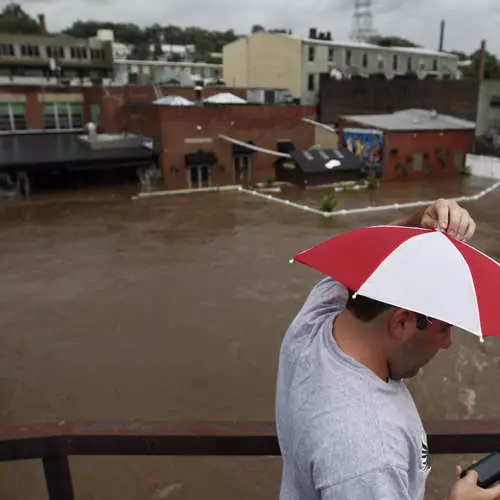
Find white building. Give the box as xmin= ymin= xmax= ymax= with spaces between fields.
xmin=224 ymin=30 xmax=459 ymax=105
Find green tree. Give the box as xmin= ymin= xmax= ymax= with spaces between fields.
xmin=252 ymin=24 xmax=265 ymax=33
xmin=0 ymin=3 xmax=41 ymax=34
xmin=369 ymin=35 xmax=419 ymax=48
xmin=460 ymin=49 xmax=500 ymax=80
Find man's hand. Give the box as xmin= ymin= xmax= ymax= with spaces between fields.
xmin=393 ymin=199 xmax=476 ymax=242
xmin=449 ymin=471 xmax=500 ymax=500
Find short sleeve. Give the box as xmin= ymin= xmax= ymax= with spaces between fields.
xmin=294 ymin=278 xmax=348 ymax=323
xmin=320 ymin=466 xmax=412 ymax=500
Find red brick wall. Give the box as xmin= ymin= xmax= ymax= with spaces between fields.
xmin=83 ymin=86 xmax=249 ymax=134
xmin=124 ymin=104 xmax=315 ymax=189
xmin=385 ymin=129 xmax=475 ymax=180
xmin=338 ymin=118 xmax=475 ymax=181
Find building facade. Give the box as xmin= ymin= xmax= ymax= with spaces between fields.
xmin=338 ymin=109 xmax=475 ymax=180
xmin=0 ymin=85 xmax=84 ymax=132
xmin=223 ymin=31 xmax=459 ymax=106
xmin=0 ymin=33 xmax=113 ymax=86
xmin=122 ymin=103 xmax=316 ymax=189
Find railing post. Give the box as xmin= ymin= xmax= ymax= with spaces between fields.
xmin=42 ymin=456 xmax=75 ymax=500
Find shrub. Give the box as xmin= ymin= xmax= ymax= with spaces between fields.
xmin=320 ymin=194 xmax=339 ymax=212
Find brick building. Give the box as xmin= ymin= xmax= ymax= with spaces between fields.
xmin=123 ymin=103 xmax=316 ymax=189
xmin=319 ymin=78 xmax=480 ymax=127
xmin=338 ymin=109 xmax=475 ymax=180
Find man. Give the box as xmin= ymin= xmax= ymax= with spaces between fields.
xmin=276 ymin=198 xmax=500 ymax=500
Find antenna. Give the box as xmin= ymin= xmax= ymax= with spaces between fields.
xmin=351 ymin=0 xmax=376 ymax=42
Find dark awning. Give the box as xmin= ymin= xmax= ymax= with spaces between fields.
xmin=232 ymin=141 xmax=255 ymax=155
xmin=290 ymin=148 xmax=362 ymax=174
xmin=185 ymin=150 xmax=218 ymax=166
xmin=277 ymin=141 xmax=296 ymax=154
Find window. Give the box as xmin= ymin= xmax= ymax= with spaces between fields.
xmin=413 ymin=153 xmax=423 ymax=172
xmin=71 ymin=47 xmax=88 ymax=59
xmin=346 ymin=50 xmax=351 ymax=66
xmin=308 ymin=73 xmax=315 ymax=91
xmin=393 ymin=55 xmax=398 ymax=71
xmin=91 ymin=49 xmax=105 ymax=60
xmin=362 ymin=53 xmax=368 ymax=68
xmin=0 ymin=43 xmax=14 ymax=56
xmin=328 ymin=48 xmax=334 ymax=62
xmin=21 ymin=45 xmax=40 ymax=57
xmin=308 ymin=46 xmax=315 ymax=62
xmin=0 ymin=102 xmax=27 ymax=131
xmin=377 ymin=56 xmax=384 ymax=71
xmin=433 ymin=59 xmax=438 ymax=71
xmin=46 ymin=46 xmax=64 ymax=59
xmin=43 ymin=102 xmax=83 ymax=130
xmin=419 ymin=59 xmax=425 ymax=71
xmin=407 ymin=57 xmax=413 ymax=72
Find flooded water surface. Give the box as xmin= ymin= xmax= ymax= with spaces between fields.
xmin=1 ymin=177 xmax=500 ymax=499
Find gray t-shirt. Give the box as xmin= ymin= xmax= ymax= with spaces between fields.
xmin=276 ymin=278 xmax=430 ymax=499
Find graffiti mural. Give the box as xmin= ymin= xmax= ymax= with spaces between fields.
xmin=343 ymin=129 xmax=383 ymax=168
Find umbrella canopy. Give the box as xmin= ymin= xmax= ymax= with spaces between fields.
xmin=293 ymin=226 xmax=500 ymax=340
xmin=203 ymin=93 xmax=247 ymax=105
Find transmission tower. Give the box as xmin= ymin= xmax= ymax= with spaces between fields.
xmin=351 ymin=0 xmax=376 ymax=42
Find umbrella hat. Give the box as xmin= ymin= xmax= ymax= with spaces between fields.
xmin=293 ymin=226 xmax=500 ymax=340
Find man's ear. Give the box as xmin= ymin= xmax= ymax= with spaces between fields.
xmin=388 ymin=309 xmax=416 ymax=341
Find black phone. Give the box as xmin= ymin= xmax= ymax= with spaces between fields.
xmin=460 ymin=451 xmax=500 ymax=489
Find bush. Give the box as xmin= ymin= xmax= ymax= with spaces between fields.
xmin=266 ymin=175 xmax=276 ymax=186
xmin=366 ymin=168 xmax=380 ymax=190
xmin=320 ymin=194 xmax=339 ymax=212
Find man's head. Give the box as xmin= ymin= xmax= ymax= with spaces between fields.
xmin=346 ymin=291 xmax=452 ymax=380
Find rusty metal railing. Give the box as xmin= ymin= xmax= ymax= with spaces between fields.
xmin=1 ymin=420 xmax=500 ymax=500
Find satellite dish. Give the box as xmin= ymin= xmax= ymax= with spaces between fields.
xmin=325 ymin=159 xmax=341 ymax=169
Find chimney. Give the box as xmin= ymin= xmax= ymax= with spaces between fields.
xmin=309 ymin=28 xmax=317 ymax=40
xmin=479 ymin=40 xmax=487 ymax=82
xmin=38 ymin=14 xmax=47 ymax=36
xmin=195 ymin=85 xmax=203 ymax=105
xmin=439 ymin=20 xmax=445 ymax=52
xmin=326 ymin=32 xmax=332 ymax=41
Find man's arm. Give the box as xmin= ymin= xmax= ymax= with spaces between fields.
xmin=391 ymin=198 xmax=476 ymax=242
xmin=320 ymin=465 xmax=412 ymax=500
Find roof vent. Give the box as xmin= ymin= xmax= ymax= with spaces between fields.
xmin=431 ymin=110 xmax=438 ymax=119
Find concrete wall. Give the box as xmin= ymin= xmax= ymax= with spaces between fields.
xmin=224 ymin=33 xmax=302 ymax=99
xmin=476 ymin=80 xmax=500 ymax=136
xmin=223 ymin=38 xmax=248 ymax=87
xmin=320 ymin=78 xmax=480 ymax=125
xmin=466 ymin=154 xmax=500 ymax=179
xmin=125 ymin=104 xmax=315 ymax=189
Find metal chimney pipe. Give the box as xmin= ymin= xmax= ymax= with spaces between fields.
xmin=38 ymin=14 xmax=47 ymax=35
xmin=439 ymin=20 xmax=445 ymax=52
xmin=479 ymin=40 xmax=487 ymax=81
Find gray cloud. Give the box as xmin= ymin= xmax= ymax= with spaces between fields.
xmin=15 ymin=0 xmax=500 ymax=55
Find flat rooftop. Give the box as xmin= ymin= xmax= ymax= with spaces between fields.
xmin=0 ymin=133 xmax=153 ymax=171
xmin=341 ymin=109 xmax=476 ymax=132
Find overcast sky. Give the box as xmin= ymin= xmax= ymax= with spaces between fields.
xmin=14 ymin=0 xmax=500 ymax=55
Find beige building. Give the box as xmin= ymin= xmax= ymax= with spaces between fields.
xmin=0 ymin=33 xmax=113 ymax=85
xmin=223 ymin=31 xmax=459 ymax=106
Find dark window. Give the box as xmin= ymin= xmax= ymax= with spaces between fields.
xmin=393 ymin=55 xmax=398 ymax=71
xmin=71 ymin=47 xmax=87 ymax=59
xmin=362 ymin=53 xmax=368 ymax=68
xmin=0 ymin=103 xmax=11 ymax=131
xmin=0 ymin=44 xmax=14 ymax=56
xmin=433 ymin=59 xmax=438 ymax=71
xmin=21 ymin=45 xmax=39 ymax=57
xmin=346 ymin=50 xmax=352 ymax=66
xmin=328 ymin=48 xmax=334 ymax=62
xmin=69 ymin=103 xmax=83 ymax=128
xmin=308 ymin=46 xmax=315 ymax=62
xmin=47 ymin=46 xmax=64 ymax=59
xmin=81 ymin=48 xmax=87 ymax=59
xmin=407 ymin=57 xmax=412 ymax=72
xmin=91 ymin=49 xmax=105 ymax=60
xmin=308 ymin=73 xmax=315 ymax=91
xmin=43 ymin=103 xmax=58 ymax=129
xmin=0 ymin=103 xmax=25 ymax=131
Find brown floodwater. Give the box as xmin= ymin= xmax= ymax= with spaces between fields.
xmin=1 ymin=177 xmax=500 ymax=500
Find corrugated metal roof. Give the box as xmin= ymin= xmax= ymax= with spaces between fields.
xmin=341 ymin=109 xmax=476 ymax=132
